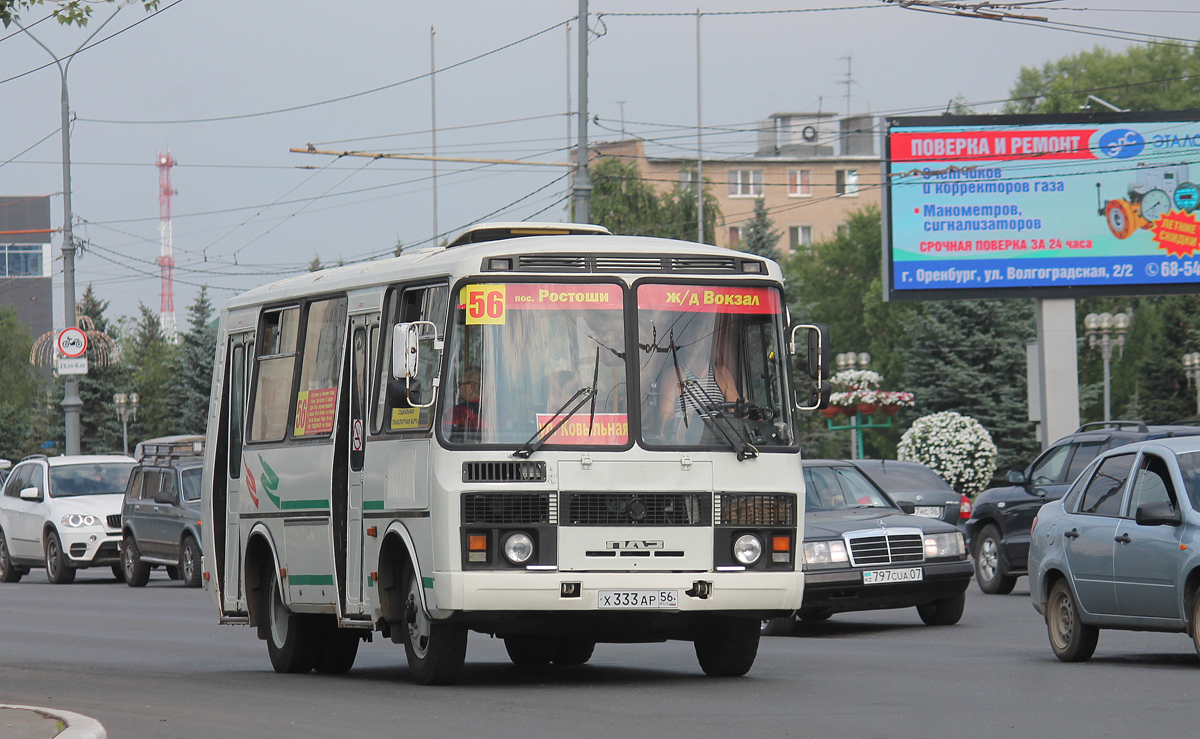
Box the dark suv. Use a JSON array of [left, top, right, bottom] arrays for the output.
[[966, 421, 1200, 594], [120, 438, 205, 588]]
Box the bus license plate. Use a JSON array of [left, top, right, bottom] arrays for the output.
[[913, 506, 943, 518], [862, 568, 923, 585], [598, 590, 679, 609]]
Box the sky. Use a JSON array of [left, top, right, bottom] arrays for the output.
[[1, 0, 1197, 331]]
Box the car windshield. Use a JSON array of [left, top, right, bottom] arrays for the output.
[[860, 463, 952, 492], [1178, 451, 1200, 510], [49, 462, 135, 497], [441, 282, 628, 447], [637, 283, 792, 451], [804, 466, 894, 511], [180, 467, 202, 502]]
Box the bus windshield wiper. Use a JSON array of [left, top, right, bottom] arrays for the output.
[[512, 350, 600, 460], [678, 381, 759, 462]]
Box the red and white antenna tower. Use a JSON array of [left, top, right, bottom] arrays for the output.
[[157, 151, 178, 341]]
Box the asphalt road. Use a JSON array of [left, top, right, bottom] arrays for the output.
[[1, 566, 1196, 739]]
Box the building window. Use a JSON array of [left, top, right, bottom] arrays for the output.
[[788, 170, 811, 197], [2, 244, 43, 277], [788, 226, 813, 253], [728, 226, 742, 246], [678, 169, 699, 190], [836, 169, 859, 196], [836, 224, 849, 238], [728, 169, 763, 197]]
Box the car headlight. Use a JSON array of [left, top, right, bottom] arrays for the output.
[[502, 532, 534, 564], [733, 534, 763, 565], [802, 540, 849, 565], [60, 514, 99, 528], [924, 532, 965, 558]]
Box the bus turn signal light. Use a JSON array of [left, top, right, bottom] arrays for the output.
[[772, 535, 791, 552], [468, 534, 487, 551]]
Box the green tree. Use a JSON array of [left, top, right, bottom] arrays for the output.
[[1, 1, 158, 27], [123, 303, 176, 441], [167, 287, 217, 435], [0, 306, 46, 460], [739, 198, 781, 260], [587, 157, 721, 243], [1007, 42, 1200, 114]]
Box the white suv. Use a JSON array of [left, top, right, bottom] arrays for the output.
[[0, 455, 136, 584]]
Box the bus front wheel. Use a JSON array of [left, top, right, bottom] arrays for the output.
[[401, 568, 467, 685], [694, 616, 760, 677]]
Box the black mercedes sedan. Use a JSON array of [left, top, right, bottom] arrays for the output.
[[762, 459, 973, 636]]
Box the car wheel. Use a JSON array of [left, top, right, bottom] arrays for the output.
[[44, 530, 76, 584], [917, 592, 966, 626], [314, 616, 361, 674], [974, 524, 1017, 595], [180, 536, 202, 588], [121, 537, 151, 587], [111, 564, 126, 583], [1191, 594, 1200, 660], [165, 565, 181, 580], [1046, 580, 1098, 662], [401, 567, 467, 685], [504, 634, 555, 667], [265, 566, 319, 673], [760, 616, 795, 636], [0, 529, 22, 583], [694, 616, 760, 677], [552, 635, 596, 666]]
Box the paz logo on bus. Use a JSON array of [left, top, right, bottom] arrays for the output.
[[606, 540, 664, 550], [56, 327, 87, 358]]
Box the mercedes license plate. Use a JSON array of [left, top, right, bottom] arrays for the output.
[[913, 506, 943, 519], [598, 590, 679, 609], [862, 568, 923, 585]]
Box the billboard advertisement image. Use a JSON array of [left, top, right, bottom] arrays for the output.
[[884, 111, 1200, 300]]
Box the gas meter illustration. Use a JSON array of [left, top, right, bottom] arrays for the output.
[[1098, 164, 1200, 239]]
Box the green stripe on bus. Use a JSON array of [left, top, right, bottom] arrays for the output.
[[363, 500, 385, 510], [288, 574, 334, 586], [422, 577, 434, 589], [279, 499, 330, 510]]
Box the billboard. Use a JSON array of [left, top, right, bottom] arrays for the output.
[[884, 111, 1200, 300]]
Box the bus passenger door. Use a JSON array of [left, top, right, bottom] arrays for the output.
[[222, 332, 253, 613], [340, 316, 373, 617]]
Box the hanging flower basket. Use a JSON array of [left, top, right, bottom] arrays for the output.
[[841, 405, 858, 417], [820, 406, 840, 419], [857, 403, 879, 415], [881, 404, 900, 415]]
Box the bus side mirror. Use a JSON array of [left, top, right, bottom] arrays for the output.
[[391, 321, 441, 409], [790, 323, 831, 411], [391, 322, 419, 381]]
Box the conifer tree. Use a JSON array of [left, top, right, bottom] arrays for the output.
[[168, 287, 217, 435], [740, 198, 781, 261]]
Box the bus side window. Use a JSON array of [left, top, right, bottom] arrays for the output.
[[373, 283, 447, 434], [248, 306, 300, 442], [291, 297, 348, 438], [228, 343, 245, 478]]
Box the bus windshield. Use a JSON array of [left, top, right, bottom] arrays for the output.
[[441, 282, 628, 447], [637, 283, 793, 450]]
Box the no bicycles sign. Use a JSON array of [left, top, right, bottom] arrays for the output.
[[56, 327, 88, 358]]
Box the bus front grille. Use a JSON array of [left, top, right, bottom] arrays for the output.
[[718, 494, 796, 526], [462, 493, 555, 524], [462, 461, 547, 483], [560, 492, 711, 526]]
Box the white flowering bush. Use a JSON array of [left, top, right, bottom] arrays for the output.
[[830, 369, 882, 389], [897, 411, 997, 496]]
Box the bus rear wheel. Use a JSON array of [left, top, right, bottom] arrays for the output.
[[694, 616, 760, 677], [401, 568, 467, 685], [265, 568, 319, 673], [315, 617, 361, 674]]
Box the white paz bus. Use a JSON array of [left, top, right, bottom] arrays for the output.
[[200, 223, 830, 684]]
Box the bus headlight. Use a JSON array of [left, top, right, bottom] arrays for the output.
[[732, 534, 762, 565], [502, 532, 535, 564]]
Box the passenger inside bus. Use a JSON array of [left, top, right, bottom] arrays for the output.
[[450, 365, 482, 432], [653, 322, 739, 444]]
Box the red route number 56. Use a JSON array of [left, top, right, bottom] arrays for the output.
[[463, 285, 506, 325]]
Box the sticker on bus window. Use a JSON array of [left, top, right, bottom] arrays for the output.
[[460, 284, 507, 325], [294, 387, 337, 436], [535, 413, 628, 445], [391, 407, 421, 431], [637, 284, 780, 314]]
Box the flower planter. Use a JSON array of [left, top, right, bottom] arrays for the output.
[[841, 405, 857, 417], [881, 404, 899, 415], [820, 406, 840, 418], [857, 403, 879, 416]]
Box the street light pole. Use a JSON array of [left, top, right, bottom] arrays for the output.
[[836, 351, 871, 460], [112, 392, 139, 456], [1084, 311, 1130, 423], [15, 8, 126, 456]]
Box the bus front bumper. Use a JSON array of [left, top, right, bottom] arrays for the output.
[[432, 570, 804, 614]]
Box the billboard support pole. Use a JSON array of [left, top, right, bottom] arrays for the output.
[[1035, 298, 1080, 449]]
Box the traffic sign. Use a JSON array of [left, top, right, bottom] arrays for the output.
[[56, 327, 88, 358], [56, 357, 88, 375]]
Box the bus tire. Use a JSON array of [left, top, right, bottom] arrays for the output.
[[694, 616, 760, 677], [401, 567, 467, 685], [265, 568, 319, 673], [551, 635, 596, 666], [315, 617, 360, 675], [504, 634, 554, 667]]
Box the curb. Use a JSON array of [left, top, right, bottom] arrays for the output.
[[0, 704, 106, 739]]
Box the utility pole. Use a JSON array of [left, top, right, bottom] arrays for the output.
[[696, 9, 704, 244], [430, 26, 439, 243], [573, 0, 591, 224], [841, 54, 854, 116], [15, 8, 126, 456]]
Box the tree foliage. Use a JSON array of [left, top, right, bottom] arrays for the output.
[[588, 157, 721, 243], [0, 306, 47, 460], [740, 198, 781, 261], [1007, 42, 1200, 114], [167, 287, 217, 435], [1, 0, 158, 28], [122, 303, 176, 441]]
